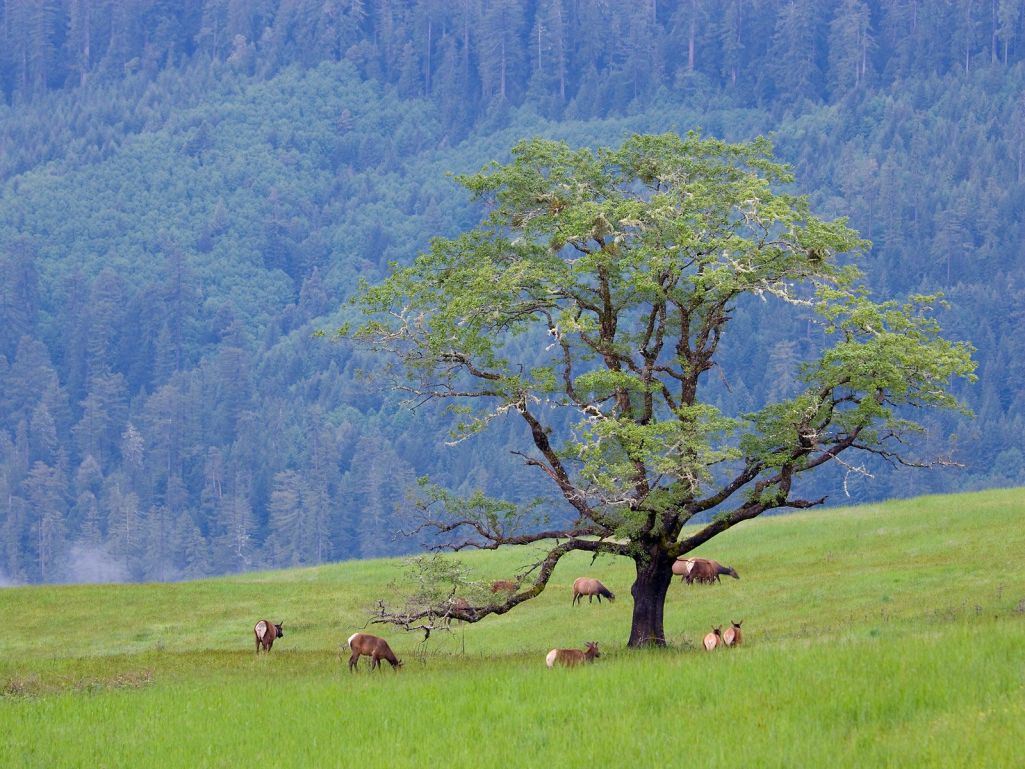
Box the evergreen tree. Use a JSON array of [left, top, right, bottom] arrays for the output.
[[768, 0, 825, 106], [477, 0, 525, 103], [24, 460, 67, 581], [72, 372, 129, 469], [104, 474, 141, 575], [0, 237, 39, 359], [828, 0, 873, 95], [343, 434, 414, 559], [211, 474, 256, 573], [997, 0, 1024, 64]]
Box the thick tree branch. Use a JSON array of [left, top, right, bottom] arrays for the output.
[[370, 537, 629, 629]]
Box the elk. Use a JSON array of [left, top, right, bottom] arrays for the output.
[[253, 620, 284, 653], [685, 558, 740, 585], [572, 577, 615, 605], [703, 626, 723, 651], [723, 620, 744, 647], [545, 641, 601, 668], [347, 632, 403, 672], [671, 558, 696, 583], [442, 597, 472, 625], [490, 580, 518, 593]]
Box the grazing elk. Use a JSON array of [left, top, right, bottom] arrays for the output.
[[572, 577, 615, 605], [685, 558, 740, 585], [545, 641, 601, 668], [254, 620, 284, 653], [347, 632, 403, 672], [703, 626, 723, 651], [490, 580, 518, 593], [723, 620, 744, 647]]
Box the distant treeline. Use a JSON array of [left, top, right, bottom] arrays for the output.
[[0, 1, 1022, 584], [3, 0, 1025, 120]]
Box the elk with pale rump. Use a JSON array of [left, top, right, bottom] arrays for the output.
[[253, 620, 284, 653], [347, 632, 403, 671], [723, 620, 743, 647], [545, 641, 601, 668], [671, 558, 697, 582], [572, 577, 615, 605], [703, 626, 723, 651]]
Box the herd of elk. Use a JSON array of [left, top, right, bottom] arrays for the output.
[[253, 620, 284, 652], [252, 555, 745, 669], [572, 577, 615, 605]]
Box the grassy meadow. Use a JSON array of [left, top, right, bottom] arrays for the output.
[[2, 489, 1024, 768]]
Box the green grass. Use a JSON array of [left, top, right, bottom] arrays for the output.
[[2, 489, 1024, 767]]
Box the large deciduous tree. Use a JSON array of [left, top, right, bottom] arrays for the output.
[[346, 132, 974, 647]]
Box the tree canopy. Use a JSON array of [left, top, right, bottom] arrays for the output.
[[350, 132, 976, 646]]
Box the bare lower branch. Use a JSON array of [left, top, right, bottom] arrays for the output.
[[370, 537, 629, 629]]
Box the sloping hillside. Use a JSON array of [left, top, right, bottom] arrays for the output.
[[2, 490, 1023, 767]]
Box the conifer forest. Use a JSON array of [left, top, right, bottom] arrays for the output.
[[1, 0, 1022, 583]]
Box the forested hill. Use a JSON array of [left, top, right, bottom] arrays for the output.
[[0, 0, 1022, 585]]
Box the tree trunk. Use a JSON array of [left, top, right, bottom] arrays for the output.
[[627, 550, 674, 647]]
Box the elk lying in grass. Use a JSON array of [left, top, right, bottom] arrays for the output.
[[347, 632, 403, 672], [703, 626, 723, 651], [253, 620, 284, 653], [545, 641, 601, 668], [490, 580, 518, 593], [685, 558, 740, 585], [723, 620, 743, 647], [572, 577, 615, 605]]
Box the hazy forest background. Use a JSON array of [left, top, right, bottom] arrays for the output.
[[0, 0, 1022, 584]]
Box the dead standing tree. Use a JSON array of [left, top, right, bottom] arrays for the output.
[[344, 132, 975, 647]]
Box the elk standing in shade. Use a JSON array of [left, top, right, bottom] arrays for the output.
[[254, 620, 284, 653], [572, 577, 615, 605], [545, 641, 601, 668], [347, 632, 403, 671]]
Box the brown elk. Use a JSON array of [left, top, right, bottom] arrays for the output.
[[723, 620, 744, 647], [347, 632, 403, 671], [490, 580, 518, 593], [572, 577, 615, 605], [703, 626, 723, 651], [545, 641, 601, 668], [685, 558, 740, 584], [254, 620, 284, 652]]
